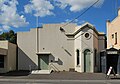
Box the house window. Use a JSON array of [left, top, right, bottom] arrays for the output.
[[84, 32, 91, 40], [0, 56, 4, 68], [76, 49, 80, 65], [85, 33, 90, 38], [94, 49, 97, 66], [112, 34, 114, 39], [115, 32, 117, 44]]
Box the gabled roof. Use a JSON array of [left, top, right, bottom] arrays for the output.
[[65, 22, 105, 36]]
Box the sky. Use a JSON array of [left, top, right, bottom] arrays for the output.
[[0, 0, 119, 34]]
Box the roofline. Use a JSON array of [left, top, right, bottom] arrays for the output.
[[65, 22, 105, 36]]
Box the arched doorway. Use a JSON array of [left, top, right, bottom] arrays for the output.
[[84, 49, 91, 72]]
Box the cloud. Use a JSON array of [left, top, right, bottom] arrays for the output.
[[0, 25, 10, 32], [24, 0, 54, 17], [2, 25, 10, 30], [78, 20, 86, 25], [64, 19, 86, 25], [65, 19, 78, 23], [64, 19, 79, 24], [0, 0, 29, 31], [54, 0, 104, 12], [0, 28, 3, 32]]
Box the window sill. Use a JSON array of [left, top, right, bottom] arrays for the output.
[[76, 65, 80, 67]]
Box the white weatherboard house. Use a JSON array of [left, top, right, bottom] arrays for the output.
[[17, 22, 105, 74]]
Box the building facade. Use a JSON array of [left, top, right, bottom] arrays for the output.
[[17, 22, 105, 73], [107, 9, 120, 49], [0, 41, 16, 73], [101, 9, 120, 74]]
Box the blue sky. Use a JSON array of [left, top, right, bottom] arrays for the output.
[[0, 0, 119, 33]]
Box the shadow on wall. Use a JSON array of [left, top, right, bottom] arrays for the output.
[[50, 54, 63, 65], [49, 55, 63, 71], [18, 48, 37, 70], [58, 58, 63, 65], [62, 47, 72, 56]]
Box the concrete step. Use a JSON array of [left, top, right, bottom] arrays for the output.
[[31, 70, 51, 74]]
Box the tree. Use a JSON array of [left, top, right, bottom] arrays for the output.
[[0, 30, 17, 44]]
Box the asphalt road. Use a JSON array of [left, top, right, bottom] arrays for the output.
[[0, 79, 120, 84]]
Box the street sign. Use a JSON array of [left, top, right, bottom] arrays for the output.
[[107, 51, 118, 54], [106, 66, 117, 78]]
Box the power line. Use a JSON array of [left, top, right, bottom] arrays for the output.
[[60, 0, 100, 28], [115, 0, 118, 15]]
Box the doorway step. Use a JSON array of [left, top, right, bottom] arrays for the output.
[[31, 70, 52, 74]]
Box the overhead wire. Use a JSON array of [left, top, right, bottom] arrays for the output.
[[58, 0, 101, 49], [60, 0, 100, 28], [115, 0, 118, 15]]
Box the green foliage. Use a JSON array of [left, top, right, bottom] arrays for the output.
[[0, 30, 17, 44]]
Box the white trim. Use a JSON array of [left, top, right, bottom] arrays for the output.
[[36, 52, 51, 55], [82, 48, 93, 53]]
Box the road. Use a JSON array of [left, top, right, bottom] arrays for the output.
[[0, 79, 120, 84]]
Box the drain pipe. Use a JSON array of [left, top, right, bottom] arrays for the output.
[[36, 27, 39, 70], [36, 27, 39, 53]]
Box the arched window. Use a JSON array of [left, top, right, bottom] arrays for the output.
[[76, 49, 80, 65], [94, 49, 97, 66]]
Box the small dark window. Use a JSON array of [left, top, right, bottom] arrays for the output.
[[85, 33, 89, 38], [0, 56, 4, 68], [94, 49, 97, 66], [115, 32, 117, 44], [76, 49, 80, 65], [112, 34, 114, 39]]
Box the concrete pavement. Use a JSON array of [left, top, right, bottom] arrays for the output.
[[0, 71, 120, 80], [0, 71, 120, 84], [0, 79, 120, 84]]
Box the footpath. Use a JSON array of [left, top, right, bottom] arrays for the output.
[[0, 71, 120, 80]]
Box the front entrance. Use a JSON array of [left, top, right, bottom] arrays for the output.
[[107, 54, 118, 74], [38, 55, 49, 70], [84, 49, 91, 72], [100, 48, 119, 74]]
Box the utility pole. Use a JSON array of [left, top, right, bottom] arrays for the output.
[[36, 16, 39, 53], [36, 16, 39, 28]]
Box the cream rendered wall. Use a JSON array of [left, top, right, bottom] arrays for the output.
[[80, 27, 94, 72], [63, 23, 77, 33], [7, 42, 16, 72], [39, 24, 75, 71], [17, 29, 38, 70], [0, 41, 8, 49], [107, 9, 120, 49], [0, 41, 8, 73], [0, 41, 16, 73], [17, 24, 76, 71], [0, 48, 7, 55], [74, 30, 82, 72], [81, 28, 94, 72], [17, 23, 105, 72]]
